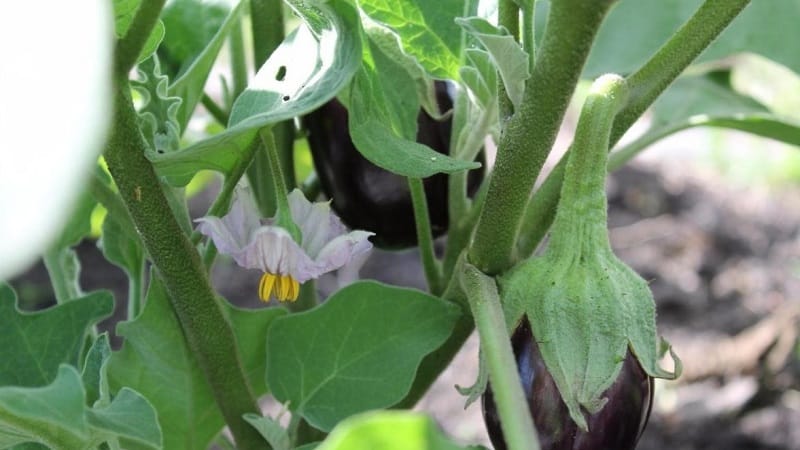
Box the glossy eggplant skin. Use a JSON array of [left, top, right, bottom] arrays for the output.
[[482, 320, 654, 450], [305, 82, 484, 249]]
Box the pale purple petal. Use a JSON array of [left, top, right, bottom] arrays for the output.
[[195, 216, 246, 258], [287, 189, 346, 257], [312, 230, 374, 275]]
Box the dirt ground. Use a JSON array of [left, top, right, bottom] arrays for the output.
[[10, 158, 800, 449]]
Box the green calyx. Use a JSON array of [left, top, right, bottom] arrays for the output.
[[499, 74, 680, 431]]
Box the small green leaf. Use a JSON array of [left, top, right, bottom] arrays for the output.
[[99, 202, 145, 279], [265, 281, 460, 431], [0, 366, 88, 449], [243, 413, 290, 450], [0, 286, 113, 387], [87, 388, 162, 450], [347, 37, 481, 177], [316, 411, 482, 450], [456, 17, 530, 110], [81, 334, 112, 407], [359, 0, 468, 79], [167, 0, 246, 131], [107, 274, 284, 450], [460, 49, 497, 110], [0, 365, 161, 450], [151, 0, 362, 186]]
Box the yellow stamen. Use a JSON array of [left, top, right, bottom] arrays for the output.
[[258, 273, 300, 302]]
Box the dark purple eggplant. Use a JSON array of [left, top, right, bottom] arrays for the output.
[[304, 81, 484, 249], [482, 319, 654, 450]]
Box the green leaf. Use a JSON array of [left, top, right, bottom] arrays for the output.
[[611, 74, 800, 167], [98, 202, 145, 279], [0, 366, 88, 449], [50, 188, 97, 250], [226, 303, 288, 396], [86, 388, 162, 450], [113, 0, 164, 63], [0, 286, 113, 387], [316, 411, 482, 450], [359, 0, 468, 79], [456, 17, 529, 110], [167, 0, 246, 131], [107, 275, 284, 450], [243, 413, 290, 450], [81, 334, 112, 407], [265, 281, 460, 431], [347, 37, 481, 177], [584, 0, 800, 77], [460, 49, 497, 110], [151, 0, 363, 186], [0, 365, 161, 450]]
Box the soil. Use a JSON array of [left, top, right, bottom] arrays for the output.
[[9, 160, 800, 449]]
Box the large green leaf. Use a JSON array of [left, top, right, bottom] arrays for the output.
[[0, 365, 161, 450], [265, 281, 460, 432], [347, 35, 481, 177], [166, 0, 246, 131], [0, 286, 113, 388], [317, 411, 484, 450], [584, 0, 800, 78], [107, 276, 284, 450], [359, 0, 469, 80], [151, 0, 362, 186]]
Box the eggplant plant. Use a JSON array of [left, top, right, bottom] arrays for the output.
[[1, 0, 798, 449]]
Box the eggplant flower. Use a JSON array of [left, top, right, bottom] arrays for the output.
[[195, 186, 374, 302]]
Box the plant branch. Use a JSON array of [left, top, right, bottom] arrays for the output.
[[409, 177, 443, 295], [468, 0, 616, 275], [515, 0, 752, 258], [497, 0, 520, 121], [461, 263, 540, 450], [114, 0, 167, 77], [103, 85, 264, 450]]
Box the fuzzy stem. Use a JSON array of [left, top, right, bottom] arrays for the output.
[[461, 263, 540, 450], [104, 86, 263, 450], [229, 19, 248, 101], [43, 249, 81, 304], [247, 0, 295, 217], [516, 0, 751, 257], [521, 1, 536, 72], [467, 0, 616, 275], [114, 0, 167, 77], [202, 94, 230, 126], [548, 75, 627, 253], [409, 177, 443, 295], [260, 129, 302, 243]]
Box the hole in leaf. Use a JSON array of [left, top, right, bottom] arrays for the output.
[[282, 95, 290, 101], [275, 66, 287, 81]]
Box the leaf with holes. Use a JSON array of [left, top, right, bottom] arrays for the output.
[[151, 0, 362, 185]]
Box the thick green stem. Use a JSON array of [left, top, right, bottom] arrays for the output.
[[247, 0, 295, 216], [43, 249, 82, 304], [468, 0, 615, 275], [229, 19, 248, 102], [548, 75, 627, 253], [104, 86, 263, 450], [408, 177, 443, 295], [114, 0, 167, 77], [461, 263, 540, 450], [516, 0, 751, 257]]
